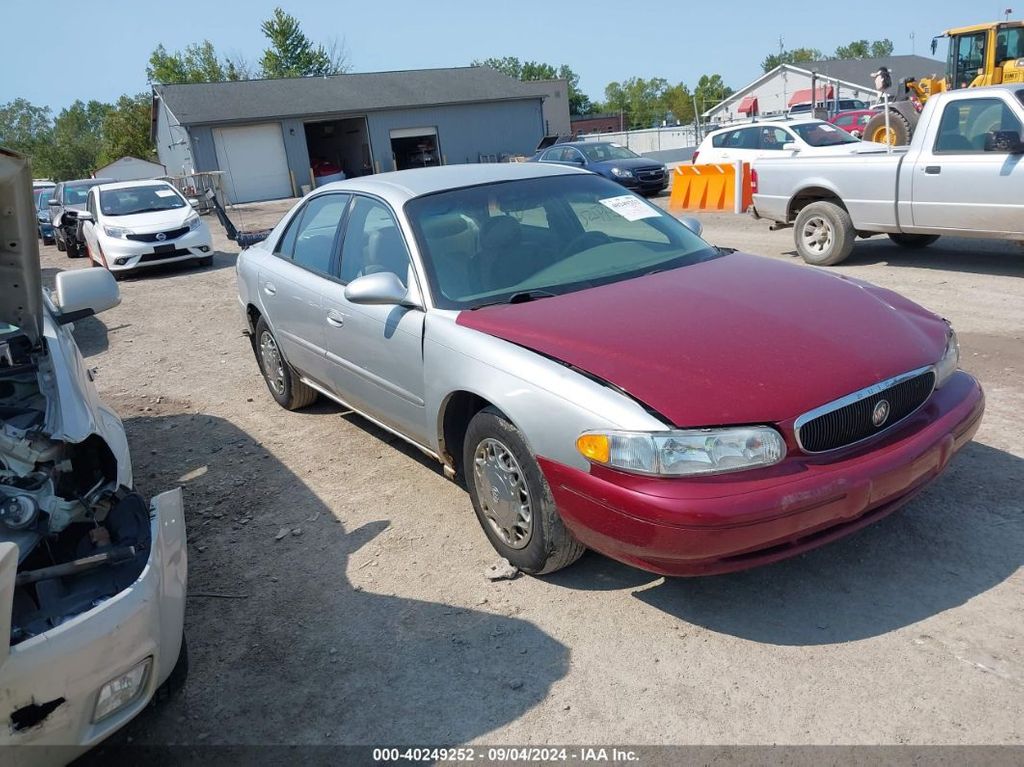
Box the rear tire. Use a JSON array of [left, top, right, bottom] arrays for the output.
[[888, 233, 940, 249], [253, 316, 317, 410], [794, 201, 856, 266], [463, 407, 584, 575], [863, 110, 912, 146]]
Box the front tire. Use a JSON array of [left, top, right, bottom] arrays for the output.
[[794, 201, 856, 266], [56, 234, 66, 252], [65, 237, 82, 259], [253, 316, 317, 410], [888, 233, 940, 249], [463, 407, 584, 575]]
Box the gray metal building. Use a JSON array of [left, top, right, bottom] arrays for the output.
[[152, 67, 549, 203]]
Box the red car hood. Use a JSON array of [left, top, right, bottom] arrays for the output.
[[457, 253, 948, 426]]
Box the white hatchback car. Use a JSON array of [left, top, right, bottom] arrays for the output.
[[78, 180, 214, 277], [2, 151, 187, 760], [693, 119, 886, 164]]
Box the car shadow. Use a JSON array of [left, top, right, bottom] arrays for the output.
[[75, 407, 567, 758], [784, 237, 1024, 278], [548, 441, 1022, 646]]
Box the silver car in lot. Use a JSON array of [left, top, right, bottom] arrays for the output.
[[235, 163, 980, 577]]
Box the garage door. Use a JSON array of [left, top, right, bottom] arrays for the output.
[[213, 123, 292, 204]]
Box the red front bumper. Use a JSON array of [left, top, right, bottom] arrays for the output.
[[539, 371, 984, 576]]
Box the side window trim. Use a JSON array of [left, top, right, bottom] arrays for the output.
[[339, 193, 422, 298]]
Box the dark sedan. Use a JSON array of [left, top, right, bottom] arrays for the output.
[[531, 141, 668, 195]]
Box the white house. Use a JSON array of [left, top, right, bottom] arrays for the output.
[[703, 55, 945, 124], [93, 156, 167, 182]]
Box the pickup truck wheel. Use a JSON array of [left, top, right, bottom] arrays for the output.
[[795, 201, 856, 266], [888, 233, 940, 249], [56, 235, 66, 252], [253, 317, 317, 410], [464, 407, 585, 575]]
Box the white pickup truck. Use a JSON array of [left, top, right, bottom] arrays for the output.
[[750, 84, 1024, 265]]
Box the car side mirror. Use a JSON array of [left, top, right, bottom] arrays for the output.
[[344, 271, 414, 307], [984, 130, 1024, 153], [54, 268, 120, 324], [571, 156, 586, 165], [47, 198, 59, 206], [782, 142, 799, 152], [76, 211, 93, 222], [187, 197, 200, 207], [679, 216, 703, 237]]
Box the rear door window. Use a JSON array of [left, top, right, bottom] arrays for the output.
[[274, 193, 350, 274]]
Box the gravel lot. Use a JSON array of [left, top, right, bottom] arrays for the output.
[[54, 193, 1022, 752]]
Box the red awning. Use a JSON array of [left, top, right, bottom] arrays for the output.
[[788, 85, 834, 106], [737, 96, 759, 114]]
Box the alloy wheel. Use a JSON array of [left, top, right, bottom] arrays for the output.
[[801, 216, 833, 255]]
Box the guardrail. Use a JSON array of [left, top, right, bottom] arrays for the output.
[[668, 161, 752, 214]]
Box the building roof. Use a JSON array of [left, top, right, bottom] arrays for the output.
[[155, 66, 544, 126], [800, 55, 945, 87], [571, 112, 620, 121]]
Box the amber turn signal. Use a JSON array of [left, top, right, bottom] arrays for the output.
[[576, 433, 610, 464]]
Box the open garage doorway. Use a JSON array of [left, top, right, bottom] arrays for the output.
[[390, 127, 441, 170], [304, 117, 374, 186]]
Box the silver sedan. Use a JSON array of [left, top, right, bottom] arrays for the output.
[[235, 163, 980, 577]]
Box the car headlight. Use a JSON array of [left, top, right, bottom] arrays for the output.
[[104, 225, 133, 238], [576, 426, 786, 477], [186, 212, 201, 231], [610, 167, 634, 178], [935, 327, 960, 387], [93, 657, 151, 722]]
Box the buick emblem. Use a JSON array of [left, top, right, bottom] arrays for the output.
[[155, 231, 167, 241], [872, 399, 891, 427]]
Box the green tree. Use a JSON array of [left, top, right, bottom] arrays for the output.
[[472, 57, 592, 115], [46, 100, 111, 180], [599, 77, 670, 128], [660, 83, 695, 125], [694, 74, 734, 114], [147, 41, 234, 84], [870, 39, 895, 58], [0, 98, 55, 174], [259, 7, 347, 78], [833, 38, 893, 59], [99, 93, 157, 166], [761, 47, 823, 72]]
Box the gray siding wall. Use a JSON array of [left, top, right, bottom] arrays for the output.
[[366, 100, 544, 171], [154, 97, 195, 177]]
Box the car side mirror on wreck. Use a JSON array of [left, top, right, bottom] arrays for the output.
[[54, 268, 120, 324], [344, 271, 415, 307]]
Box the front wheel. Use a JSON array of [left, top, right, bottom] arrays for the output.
[[794, 201, 856, 266], [65, 236, 82, 259], [888, 233, 940, 249], [463, 407, 584, 575], [253, 316, 317, 410]]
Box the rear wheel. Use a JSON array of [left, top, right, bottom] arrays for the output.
[[253, 316, 317, 410], [888, 233, 940, 249], [463, 407, 584, 575], [794, 201, 856, 266], [863, 110, 912, 146]]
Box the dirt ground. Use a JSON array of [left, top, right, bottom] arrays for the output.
[[49, 194, 1022, 752]]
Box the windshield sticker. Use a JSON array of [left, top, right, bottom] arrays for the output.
[[154, 189, 177, 197], [818, 124, 837, 132], [598, 195, 660, 222]]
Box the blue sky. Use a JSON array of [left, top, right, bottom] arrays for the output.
[[2, 0, 1015, 112]]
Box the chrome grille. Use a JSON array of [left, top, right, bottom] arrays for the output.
[[127, 226, 189, 243], [795, 367, 936, 453]]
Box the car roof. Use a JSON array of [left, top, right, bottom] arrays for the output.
[[314, 162, 589, 203], [706, 119, 828, 136], [64, 178, 110, 188]]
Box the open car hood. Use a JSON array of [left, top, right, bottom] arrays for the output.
[[0, 148, 42, 346]]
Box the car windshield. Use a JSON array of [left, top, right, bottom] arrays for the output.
[[580, 144, 640, 162], [35, 190, 51, 211], [62, 182, 102, 204], [100, 185, 186, 216], [790, 122, 860, 146], [405, 175, 718, 310]]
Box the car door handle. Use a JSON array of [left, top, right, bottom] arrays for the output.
[[263, 282, 277, 296], [326, 310, 345, 327], [924, 165, 941, 175]]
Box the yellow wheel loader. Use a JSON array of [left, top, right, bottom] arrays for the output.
[[863, 21, 1024, 146]]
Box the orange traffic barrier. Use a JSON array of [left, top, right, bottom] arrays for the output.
[[668, 162, 753, 213]]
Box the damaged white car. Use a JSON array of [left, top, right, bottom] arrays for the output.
[[0, 148, 187, 761]]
